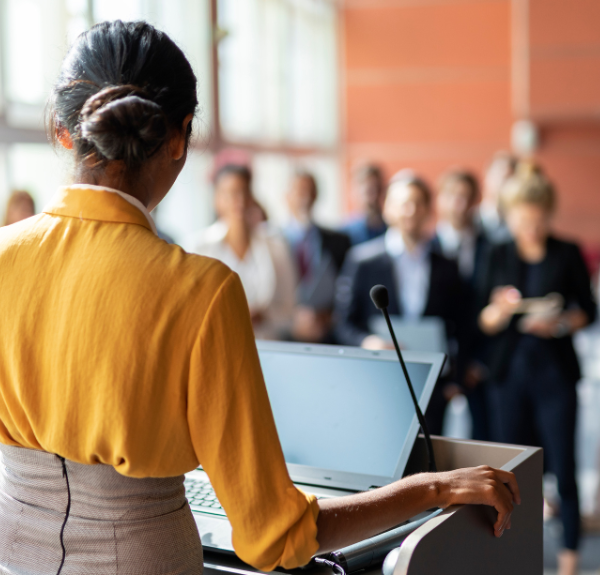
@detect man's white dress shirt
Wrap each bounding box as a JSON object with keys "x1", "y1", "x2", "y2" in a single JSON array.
[{"x1": 384, "y1": 228, "x2": 431, "y2": 321}]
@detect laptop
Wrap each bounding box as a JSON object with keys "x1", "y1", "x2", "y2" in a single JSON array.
[
  {"x1": 368, "y1": 315, "x2": 448, "y2": 354},
  {"x1": 186, "y1": 341, "x2": 445, "y2": 554}
]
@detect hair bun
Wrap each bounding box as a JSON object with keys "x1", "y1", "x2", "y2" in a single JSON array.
[{"x1": 80, "y1": 85, "x2": 168, "y2": 165}]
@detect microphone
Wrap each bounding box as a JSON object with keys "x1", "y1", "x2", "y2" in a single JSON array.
[{"x1": 370, "y1": 285, "x2": 437, "y2": 473}]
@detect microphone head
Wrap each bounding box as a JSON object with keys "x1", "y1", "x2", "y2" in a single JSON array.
[{"x1": 370, "y1": 284, "x2": 389, "y2": 310}]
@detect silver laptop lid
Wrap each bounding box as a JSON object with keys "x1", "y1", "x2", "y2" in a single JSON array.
[{"x1": 256, "y1": 341, "x2": 445, "y2": 492}]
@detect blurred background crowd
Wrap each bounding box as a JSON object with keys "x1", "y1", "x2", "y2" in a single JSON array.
[{"x1": 1, "y1": 0, "x2": 600, "y2": 573}]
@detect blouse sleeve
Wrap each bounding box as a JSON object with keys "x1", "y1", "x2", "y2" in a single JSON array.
[{"x1": 187, "y1": 272, "x2": 319, "y2": 571}]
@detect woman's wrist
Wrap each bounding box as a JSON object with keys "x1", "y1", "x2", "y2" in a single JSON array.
[{"x1": 480, "y1": 303, "x2": 511, "y2": 335}]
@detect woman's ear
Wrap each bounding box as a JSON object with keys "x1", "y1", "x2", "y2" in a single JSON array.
[
  {"x1": 170, "y1": 114, "x2": 194, "y2": 161},
  {"x1": 56, "y1": 125, "x2": 73, "y2": 150}
]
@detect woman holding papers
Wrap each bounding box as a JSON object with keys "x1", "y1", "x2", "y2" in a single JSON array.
[
  {"x1": 479, "y1": 164, "x2": 596, "y2": 575},
  {"x1": 0, "y1": 20, "x2": 519, "y2": 574}
]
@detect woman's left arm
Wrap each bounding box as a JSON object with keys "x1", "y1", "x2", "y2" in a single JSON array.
[
  {"x1": 188, "y1": 272, "x2": 318, "y2": 572},
  {"x1": 567, "y1": 243, "x2": 598, "y2": 326}
]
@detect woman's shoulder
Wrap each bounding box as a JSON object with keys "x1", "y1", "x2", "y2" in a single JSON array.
[{"x1": 547, "y1": 235, "x2": 582, "y2": 255}]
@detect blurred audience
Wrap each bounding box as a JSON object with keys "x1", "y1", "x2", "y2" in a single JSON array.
[
  {"x1": 478, "y1": 164, "x2": 597, "y2": 575},
  {"x1": 4, "y1": 190, "x2": 35, "y2": 226},
  {"x1": 431, "y1": 169, "x2": 491, "y2": 440},
  {"x1": 187, "y1": 164, "x2": 296, "y2": 340},
  {"x1": 477, "y1": 151, "x2": 517, "y2": 244},
  {"x1": 283, "y1": 171, "x2": 351, "y2": 343},
  {"x1": 341, "y1": 164, "x2": 387, "y2": 246},
  {"x1": 335, "y1": 170, "x2": 462, "y2": 434}
]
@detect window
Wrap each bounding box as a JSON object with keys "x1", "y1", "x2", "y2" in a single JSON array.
[
  {"x1": 218, "y1": 0, "x2": 338, "y2": 148},
  {"x1": 0, "y1": 0, "x2": 341, "y2": 241}
]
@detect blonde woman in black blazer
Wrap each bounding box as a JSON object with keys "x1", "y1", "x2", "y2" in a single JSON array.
[{"x1": 478, "y1": 167, "x2": 596, "y2": 575}]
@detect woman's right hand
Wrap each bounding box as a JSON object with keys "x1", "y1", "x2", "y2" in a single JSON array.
[
  {"x1": 436, "y1": 466, "x2": 521, "y2": 537},
  {"x1": 316, "y1": 464, "x2": 520, "y2": 554},
  {"x1": 479, "y1": 286, "x2": 522, "y2": 335}
]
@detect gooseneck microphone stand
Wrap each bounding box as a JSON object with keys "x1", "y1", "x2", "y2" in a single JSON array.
[{"x1": 369, "y1": 284, "x2": 437, "y2": 473}]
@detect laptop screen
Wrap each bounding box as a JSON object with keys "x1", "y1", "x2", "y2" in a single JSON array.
[{"x1": 258, "y1": 344, "x2": 438, "y2": 486}]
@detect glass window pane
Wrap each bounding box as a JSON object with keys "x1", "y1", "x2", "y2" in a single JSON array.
[
  {"x1": 3, "y1": 0, "x2": 69, "y2": 128},
  {"x1": 153, "y1": 149, "x2": 215, "y2": 246},
  {"x1": 218, "y1": 0, "x2": 338, "y2": 148},
  {"x1": 93, "y1": 0, "x2": 144, "y2": 22},
  {"x1": 5, "y1": 0, "x2": 46, "y2": 105},
  {"x1": 6, "y1": 144, "x2": 65, "y2": 214}
]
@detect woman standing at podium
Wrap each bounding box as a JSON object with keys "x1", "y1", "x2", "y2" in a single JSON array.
[
  {"x1": 0, "y1": 20, "x2": 520, "y2": 574},
  {"x1": 479, "y1": 165, "x2": 596, "y2": 575}
]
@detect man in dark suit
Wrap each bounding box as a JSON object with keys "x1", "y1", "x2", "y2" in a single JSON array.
[
  {"x1": 431, "y1": 169, "x2": 491, "y2": 440},
  {"x1": 335, "y1": 171, "x2": 462, "y2": 434},
  {"x1": 283, "y1": 171, "x2": 351, "y2": 343}
]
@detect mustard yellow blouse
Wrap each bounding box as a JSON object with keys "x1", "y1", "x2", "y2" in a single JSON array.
[{"x1": 0, "y1": 185, "x2": 319, "y2": 570}]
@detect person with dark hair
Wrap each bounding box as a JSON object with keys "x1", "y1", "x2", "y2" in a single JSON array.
[
  {"x1": 341, "y1": 163, "x2": 387, "y2": 245},
  {"x1": 477, "y1": 151, "x2": 517, "y2": 244},
  {"x1": 478, "y1": 166, "x2": 596, "y2": 575},
  {"x1": 187, "y1": 163, "x2": 296, "y2": 340},
  {"x1": 0, "y1": 20, "x2": 520, "y2": 573},
  {"x1": 4, "y1": 190, "x2": 35, "y2": 226},
  {"x1": 431, "y1": 169, "x2": 491, "y2": 440},
  {"x1": 335, "y1": 171, "x2": 463, "y2": 434},
  {"x1": 283, "y1": 171, "x2": 351, "y2": 343}
]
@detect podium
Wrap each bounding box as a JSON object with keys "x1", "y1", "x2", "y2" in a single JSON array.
[{"x1": 204, "y1": 436, "x2": 543, "y2": 575}]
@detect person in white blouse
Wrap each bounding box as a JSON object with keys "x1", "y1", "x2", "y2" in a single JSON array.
[{"x1": 186, "y1": 164, "x2": 296, "y2": 340}]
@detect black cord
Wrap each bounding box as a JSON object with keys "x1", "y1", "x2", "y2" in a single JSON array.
[
  {"x1": 313, "y1": 556, "x2": 347, "y2": 575},
  {"x1": 56, "y1": 456, "x2": 71, "y2": 575},
  {"x1": 382, "y1": 308, "x2": 437, "y2": 473}
]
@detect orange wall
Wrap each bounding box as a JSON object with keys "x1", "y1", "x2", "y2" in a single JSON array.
[{"x1": 342, "y1": 0, "x2": 600, "y2": 248}]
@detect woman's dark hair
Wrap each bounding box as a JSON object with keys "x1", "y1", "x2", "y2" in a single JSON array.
[
  {"x1": 214, "y1": 164, "x2": 252, "y2": 187},
  {"x1": 48, "y1": 20, "x2": 198, "y2": 170}
]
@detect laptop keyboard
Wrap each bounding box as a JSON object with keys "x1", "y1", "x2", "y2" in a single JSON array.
[
  {"x1": 185, "y1": 475, "x2": 332, "y2": 518},
  {"x1": 184, "y1": 476, "x2": 226, "y2": 517}
]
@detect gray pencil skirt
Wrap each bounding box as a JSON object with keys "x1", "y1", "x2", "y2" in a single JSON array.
[{"x1": 0, "y1": 443, "x2": 203, "y2": 574}]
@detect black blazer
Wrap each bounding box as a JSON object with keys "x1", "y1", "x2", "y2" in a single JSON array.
[
  {"x1": 430, "y1": 229, "x2": 492, "y2": 363},
  {"x1": 477, "y1": 236, "x2": 597, "y2": 383},
  {"x1": 430, "y1": 229, "x2": 490, "y2": 290},
  {"x1": 334, "y1": 237, "x2": 462, "y2": 347}
]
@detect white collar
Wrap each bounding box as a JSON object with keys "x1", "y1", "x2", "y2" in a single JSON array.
[
  {"x1": 385, "y1": 227, "x2": 429, "y2": 259},
  {"x1": 437, "y1": 221, "x2": 475, "y2": 244}
]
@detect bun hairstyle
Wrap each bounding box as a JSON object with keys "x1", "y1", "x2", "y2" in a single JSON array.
[{"x1": 48, "y1": 20, "x2": 198, "y2": 170}]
